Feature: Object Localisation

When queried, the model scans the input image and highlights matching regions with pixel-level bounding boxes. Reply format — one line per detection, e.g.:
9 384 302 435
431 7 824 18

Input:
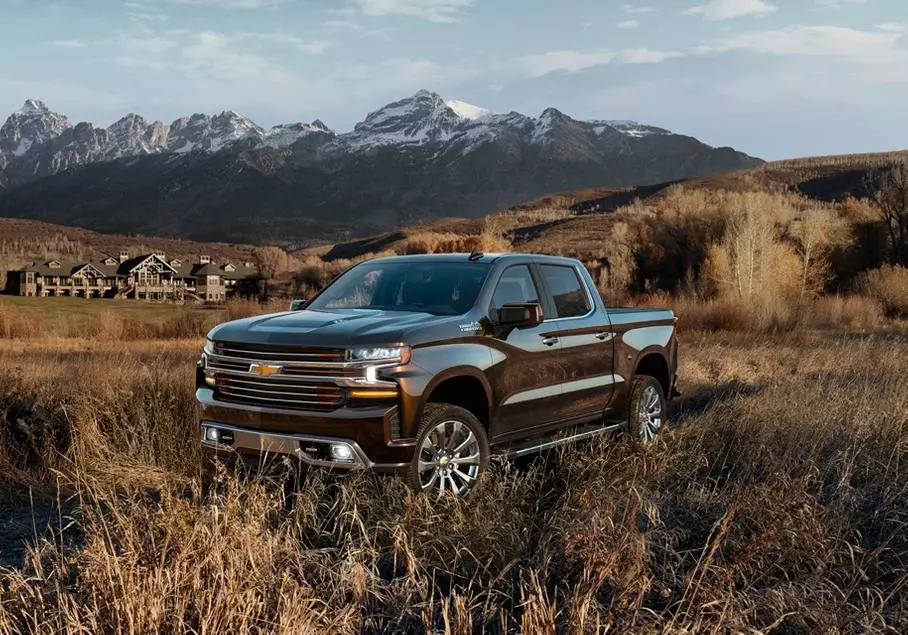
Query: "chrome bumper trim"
200 422 407 471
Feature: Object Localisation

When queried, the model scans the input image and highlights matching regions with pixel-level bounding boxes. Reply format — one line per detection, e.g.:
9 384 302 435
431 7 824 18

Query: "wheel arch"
633 350 671 397
419 367 493 431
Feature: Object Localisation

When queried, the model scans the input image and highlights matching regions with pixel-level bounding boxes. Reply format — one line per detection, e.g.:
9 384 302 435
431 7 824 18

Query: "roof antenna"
468 245 483 262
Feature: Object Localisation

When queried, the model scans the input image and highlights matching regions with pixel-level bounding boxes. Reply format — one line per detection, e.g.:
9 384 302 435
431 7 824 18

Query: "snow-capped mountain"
0 91 684 184
0 100 71 158
0 90 762 245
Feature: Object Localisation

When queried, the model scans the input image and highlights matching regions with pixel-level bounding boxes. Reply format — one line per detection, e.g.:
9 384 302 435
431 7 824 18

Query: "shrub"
861 265 908 317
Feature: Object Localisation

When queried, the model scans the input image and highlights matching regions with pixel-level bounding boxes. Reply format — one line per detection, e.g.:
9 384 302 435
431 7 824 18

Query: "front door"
536 263 617 423
486 264 569 441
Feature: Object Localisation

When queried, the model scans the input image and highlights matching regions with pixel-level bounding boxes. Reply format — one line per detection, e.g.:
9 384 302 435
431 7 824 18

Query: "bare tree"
788 206 848 301
864 162 908 266
251 246 287 301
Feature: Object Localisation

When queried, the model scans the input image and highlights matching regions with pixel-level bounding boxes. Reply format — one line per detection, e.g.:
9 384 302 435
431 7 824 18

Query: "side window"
539 265 591 319
491 265 540 310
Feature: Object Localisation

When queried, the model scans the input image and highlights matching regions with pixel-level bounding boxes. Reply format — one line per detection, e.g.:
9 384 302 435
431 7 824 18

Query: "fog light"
204 375 216 387
330 444 354 462
205 427 220 442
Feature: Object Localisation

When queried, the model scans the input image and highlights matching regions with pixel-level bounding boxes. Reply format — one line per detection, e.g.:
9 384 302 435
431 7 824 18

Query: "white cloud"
876 23 907 33
322 20 362 30
619 48 683 63
518 50 616 77
684 0 777 20
814 0 868 6
705 25 908 64
237 32 333 54
617 19 640 29
622 3 658 13
580 21 594 28
517 47 682 77
164 0 289 8
351 0 474 22
50 39 88 48
128 11 169 20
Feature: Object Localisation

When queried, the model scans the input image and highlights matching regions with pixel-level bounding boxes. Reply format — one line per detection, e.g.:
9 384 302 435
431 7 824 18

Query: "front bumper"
196 387 413 471
201 422 408 472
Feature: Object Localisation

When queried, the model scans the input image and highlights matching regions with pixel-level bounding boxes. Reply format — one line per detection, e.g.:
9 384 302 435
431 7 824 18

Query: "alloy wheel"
637 384 663 442
416 419 482 498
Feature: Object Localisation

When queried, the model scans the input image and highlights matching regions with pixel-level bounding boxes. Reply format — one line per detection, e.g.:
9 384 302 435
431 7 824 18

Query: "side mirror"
496 302 543 328
290 298 308 311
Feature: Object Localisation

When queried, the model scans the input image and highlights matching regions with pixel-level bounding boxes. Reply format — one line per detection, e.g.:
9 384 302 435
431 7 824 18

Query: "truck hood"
207 308 470 347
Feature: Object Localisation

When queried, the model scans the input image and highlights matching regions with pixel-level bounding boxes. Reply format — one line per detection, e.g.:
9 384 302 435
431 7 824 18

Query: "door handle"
541 336 559 347
594 332 613 341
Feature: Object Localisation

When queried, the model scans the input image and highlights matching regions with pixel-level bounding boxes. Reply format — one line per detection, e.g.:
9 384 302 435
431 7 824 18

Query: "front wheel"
406 404 489 499
627 375 667 445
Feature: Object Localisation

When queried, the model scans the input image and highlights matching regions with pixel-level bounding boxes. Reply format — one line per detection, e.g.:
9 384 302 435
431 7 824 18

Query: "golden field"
0 296 906 632
1 152 907 632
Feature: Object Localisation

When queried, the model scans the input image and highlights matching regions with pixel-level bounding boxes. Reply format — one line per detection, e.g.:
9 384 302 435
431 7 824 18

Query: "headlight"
347 346 410 365
203 339 215 355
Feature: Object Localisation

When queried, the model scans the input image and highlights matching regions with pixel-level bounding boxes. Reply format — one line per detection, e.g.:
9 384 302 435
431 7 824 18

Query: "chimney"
154 250 165 260
119 250 129 263
199 254 211 264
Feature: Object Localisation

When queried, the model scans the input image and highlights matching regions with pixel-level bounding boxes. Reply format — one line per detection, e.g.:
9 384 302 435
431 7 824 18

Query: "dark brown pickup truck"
197 252 679 498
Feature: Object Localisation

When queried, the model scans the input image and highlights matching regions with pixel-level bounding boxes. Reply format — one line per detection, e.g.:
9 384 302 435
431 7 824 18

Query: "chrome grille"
214 373 343 412
209 341 352 411
212 341 346 363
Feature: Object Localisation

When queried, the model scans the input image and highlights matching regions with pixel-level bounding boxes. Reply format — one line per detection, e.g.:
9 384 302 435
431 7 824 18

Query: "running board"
499 421 627 459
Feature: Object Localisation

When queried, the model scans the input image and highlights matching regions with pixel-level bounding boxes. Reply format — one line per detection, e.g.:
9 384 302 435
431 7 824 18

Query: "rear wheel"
406 404 489 499
627 375 667 445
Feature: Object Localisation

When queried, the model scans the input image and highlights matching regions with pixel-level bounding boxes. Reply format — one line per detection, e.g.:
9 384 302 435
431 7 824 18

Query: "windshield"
307 260 492 316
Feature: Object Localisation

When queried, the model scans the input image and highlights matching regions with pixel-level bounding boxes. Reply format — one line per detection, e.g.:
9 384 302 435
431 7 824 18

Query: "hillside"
0 91 762 246
312 150 908 263
0 217 256 275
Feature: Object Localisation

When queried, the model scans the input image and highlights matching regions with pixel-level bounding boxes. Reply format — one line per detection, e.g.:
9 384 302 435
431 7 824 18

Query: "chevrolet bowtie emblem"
249 362 282 377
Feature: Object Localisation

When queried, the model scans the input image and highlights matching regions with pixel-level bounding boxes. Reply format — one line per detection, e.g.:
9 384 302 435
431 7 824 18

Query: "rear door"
486 263 570 440
536 262 617 423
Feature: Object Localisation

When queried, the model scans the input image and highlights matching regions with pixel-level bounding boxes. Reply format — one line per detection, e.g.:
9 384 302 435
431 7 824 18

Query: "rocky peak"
345 90 473 150
20 99 51 115
0 99 72 157
107 113 168 156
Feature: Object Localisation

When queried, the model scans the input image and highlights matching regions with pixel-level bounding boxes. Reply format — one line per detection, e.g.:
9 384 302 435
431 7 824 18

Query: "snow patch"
19 99 49 115
445 99 492 121
14 138 33 157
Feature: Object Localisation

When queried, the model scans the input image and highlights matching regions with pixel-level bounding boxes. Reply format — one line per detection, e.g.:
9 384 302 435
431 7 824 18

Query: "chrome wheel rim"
417 420 482 498
638 385 663 442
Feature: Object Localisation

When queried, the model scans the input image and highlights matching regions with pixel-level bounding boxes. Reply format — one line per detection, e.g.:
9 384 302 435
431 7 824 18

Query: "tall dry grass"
1 332 907 632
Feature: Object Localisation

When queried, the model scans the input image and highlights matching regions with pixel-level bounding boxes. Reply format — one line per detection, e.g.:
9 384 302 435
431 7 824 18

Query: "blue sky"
0 0 906 160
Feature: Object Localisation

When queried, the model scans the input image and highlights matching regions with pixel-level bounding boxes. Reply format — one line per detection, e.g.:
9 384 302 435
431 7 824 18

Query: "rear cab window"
538 264 592 319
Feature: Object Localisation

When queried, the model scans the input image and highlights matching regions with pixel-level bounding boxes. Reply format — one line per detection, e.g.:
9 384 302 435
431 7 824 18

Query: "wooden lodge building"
4 251 261 303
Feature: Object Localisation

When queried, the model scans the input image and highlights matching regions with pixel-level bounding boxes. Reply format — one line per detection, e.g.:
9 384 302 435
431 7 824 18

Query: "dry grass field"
0 298 907 632
1 152 907 632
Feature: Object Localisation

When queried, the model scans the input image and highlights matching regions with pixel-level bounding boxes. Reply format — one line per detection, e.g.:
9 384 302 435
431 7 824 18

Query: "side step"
499 421 627 459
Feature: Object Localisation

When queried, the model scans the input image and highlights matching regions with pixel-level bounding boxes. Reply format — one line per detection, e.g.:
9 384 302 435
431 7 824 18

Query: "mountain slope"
0 91 763 245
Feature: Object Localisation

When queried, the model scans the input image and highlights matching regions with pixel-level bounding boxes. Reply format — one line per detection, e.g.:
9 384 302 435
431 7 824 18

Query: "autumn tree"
251 245 288 301
865 162 908 266
788 205 848 300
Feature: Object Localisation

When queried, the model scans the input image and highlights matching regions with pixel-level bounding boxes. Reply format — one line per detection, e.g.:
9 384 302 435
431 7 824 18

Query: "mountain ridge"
0 90 764 246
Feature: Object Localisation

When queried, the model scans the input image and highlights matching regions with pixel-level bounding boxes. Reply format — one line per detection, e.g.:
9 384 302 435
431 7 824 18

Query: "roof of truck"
365 252 582 266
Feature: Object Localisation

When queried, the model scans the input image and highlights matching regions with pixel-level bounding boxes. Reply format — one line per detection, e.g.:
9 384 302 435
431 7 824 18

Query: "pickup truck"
196 252 680 498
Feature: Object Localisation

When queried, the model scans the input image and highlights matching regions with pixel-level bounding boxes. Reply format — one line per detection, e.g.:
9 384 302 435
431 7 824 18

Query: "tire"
406 403 490 499
626 375 667 445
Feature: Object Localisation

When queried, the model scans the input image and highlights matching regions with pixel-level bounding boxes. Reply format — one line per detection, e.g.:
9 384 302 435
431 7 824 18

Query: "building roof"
17 253 260 280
